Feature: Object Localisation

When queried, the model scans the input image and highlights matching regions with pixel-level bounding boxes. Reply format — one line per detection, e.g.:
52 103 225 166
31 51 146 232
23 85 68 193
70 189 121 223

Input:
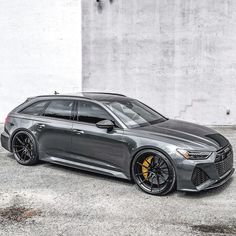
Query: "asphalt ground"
0 125 235 236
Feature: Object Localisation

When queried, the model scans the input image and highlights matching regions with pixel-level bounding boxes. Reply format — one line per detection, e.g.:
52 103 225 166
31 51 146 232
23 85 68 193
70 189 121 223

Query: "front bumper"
204 168 234 190
179 168 234 192
176 144 234 192
1 131 11 152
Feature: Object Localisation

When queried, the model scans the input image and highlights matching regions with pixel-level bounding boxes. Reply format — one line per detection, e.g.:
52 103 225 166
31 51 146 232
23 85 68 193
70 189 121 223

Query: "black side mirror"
96 120 114 131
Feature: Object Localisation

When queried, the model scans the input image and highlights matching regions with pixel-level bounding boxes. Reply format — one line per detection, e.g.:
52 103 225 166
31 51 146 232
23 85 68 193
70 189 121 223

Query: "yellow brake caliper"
142 156 153 179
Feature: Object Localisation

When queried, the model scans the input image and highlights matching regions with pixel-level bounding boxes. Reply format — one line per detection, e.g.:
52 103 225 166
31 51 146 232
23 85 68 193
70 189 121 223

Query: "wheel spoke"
159 163 166 169
24 153 28 161
154 157 163 168
161 169 169 175
135 171 149 176
147 173 153 184
158 158 165 167
25 149 31 158
150 175 155 192
145 157 152 166
139 172 152 185
25 144 33 152
20 150 26 161
16 137 24 145
152 156 158 166
137 162 149 169
159 174 167 182
139 178 147 185
13 144 23 148
160 166 168 170
16 147 25 153
156 175 160 188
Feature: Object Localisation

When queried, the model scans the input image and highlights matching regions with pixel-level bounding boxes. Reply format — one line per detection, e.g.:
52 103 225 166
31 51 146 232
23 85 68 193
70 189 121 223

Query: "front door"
70 100 128 175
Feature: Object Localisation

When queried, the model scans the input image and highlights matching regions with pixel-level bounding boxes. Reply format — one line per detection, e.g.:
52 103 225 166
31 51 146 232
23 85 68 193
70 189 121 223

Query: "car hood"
134 119 228 150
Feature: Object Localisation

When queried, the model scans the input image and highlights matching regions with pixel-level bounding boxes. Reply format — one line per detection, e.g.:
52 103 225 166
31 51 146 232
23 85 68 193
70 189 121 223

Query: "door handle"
37 124 45 129
73 129 84 135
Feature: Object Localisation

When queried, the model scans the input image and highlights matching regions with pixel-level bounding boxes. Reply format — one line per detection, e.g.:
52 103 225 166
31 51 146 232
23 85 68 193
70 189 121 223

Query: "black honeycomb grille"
192 167 210 186
215 145 233 177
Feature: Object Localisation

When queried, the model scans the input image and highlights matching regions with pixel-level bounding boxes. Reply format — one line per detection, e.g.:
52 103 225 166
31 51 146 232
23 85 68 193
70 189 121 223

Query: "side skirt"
43 156 129 180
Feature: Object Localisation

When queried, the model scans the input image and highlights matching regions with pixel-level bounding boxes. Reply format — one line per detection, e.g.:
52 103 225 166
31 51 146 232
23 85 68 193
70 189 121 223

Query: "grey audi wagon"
1 92 234 195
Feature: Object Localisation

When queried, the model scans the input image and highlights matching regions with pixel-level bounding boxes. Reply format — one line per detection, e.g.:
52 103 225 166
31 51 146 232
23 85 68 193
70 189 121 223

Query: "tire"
132 149 176 196
12 131 39 165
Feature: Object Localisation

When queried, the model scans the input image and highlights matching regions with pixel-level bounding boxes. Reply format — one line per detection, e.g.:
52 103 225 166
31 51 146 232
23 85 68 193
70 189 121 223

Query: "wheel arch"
129 146 177 181
10 128 38 152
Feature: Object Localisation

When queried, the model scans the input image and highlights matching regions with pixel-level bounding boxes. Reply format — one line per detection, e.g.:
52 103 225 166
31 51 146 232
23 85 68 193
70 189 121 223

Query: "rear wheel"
12 131 39 165
132 150 176 195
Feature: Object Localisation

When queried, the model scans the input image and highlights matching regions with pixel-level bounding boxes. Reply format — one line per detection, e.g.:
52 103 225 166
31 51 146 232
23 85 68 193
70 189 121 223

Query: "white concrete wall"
82 0 236 125
0 0 82 122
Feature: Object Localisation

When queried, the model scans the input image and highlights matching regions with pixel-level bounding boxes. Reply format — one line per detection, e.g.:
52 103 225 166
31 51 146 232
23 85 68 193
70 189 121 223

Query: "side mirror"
96 119 114 130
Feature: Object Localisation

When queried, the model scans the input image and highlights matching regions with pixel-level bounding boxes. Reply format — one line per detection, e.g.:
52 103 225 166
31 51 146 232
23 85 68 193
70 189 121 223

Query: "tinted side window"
20 101 48 116
77 101 114 124
43 100 73 120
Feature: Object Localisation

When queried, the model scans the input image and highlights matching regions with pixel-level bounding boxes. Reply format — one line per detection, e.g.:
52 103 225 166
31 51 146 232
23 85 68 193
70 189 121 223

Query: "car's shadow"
6 152 133 186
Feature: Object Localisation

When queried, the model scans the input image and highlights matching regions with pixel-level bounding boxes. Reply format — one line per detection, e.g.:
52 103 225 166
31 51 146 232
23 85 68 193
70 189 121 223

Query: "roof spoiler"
83 92 126 97
25 96 37 102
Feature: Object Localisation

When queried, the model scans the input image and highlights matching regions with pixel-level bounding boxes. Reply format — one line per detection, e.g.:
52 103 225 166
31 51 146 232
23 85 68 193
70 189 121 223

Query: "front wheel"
12 131 39 165
132 150 176 195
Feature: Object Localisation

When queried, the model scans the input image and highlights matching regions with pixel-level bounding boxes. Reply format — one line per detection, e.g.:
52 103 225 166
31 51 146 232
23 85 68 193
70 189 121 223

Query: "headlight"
176 149 212 160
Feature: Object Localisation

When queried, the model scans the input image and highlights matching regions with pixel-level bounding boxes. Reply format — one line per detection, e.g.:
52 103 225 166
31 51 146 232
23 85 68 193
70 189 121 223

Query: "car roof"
30 92 132 103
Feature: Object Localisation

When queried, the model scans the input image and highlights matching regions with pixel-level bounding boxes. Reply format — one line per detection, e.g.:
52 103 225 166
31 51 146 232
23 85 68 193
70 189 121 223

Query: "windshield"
105 100 167 128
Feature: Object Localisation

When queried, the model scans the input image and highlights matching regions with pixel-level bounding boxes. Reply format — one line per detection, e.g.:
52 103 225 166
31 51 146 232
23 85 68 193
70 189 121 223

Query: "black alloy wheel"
132 150 176 195
12 131 38 165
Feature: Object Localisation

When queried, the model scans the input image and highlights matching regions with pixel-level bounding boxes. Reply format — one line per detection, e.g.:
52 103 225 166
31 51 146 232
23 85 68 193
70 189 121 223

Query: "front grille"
192 167 210 186
215 144 232 162
215 145 233 177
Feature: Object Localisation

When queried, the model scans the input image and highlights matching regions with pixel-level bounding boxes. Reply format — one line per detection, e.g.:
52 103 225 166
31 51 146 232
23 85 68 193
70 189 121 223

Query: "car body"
1 92 234 195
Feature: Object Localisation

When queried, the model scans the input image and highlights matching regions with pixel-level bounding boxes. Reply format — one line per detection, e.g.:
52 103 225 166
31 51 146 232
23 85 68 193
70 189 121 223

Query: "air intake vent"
191 167 210 186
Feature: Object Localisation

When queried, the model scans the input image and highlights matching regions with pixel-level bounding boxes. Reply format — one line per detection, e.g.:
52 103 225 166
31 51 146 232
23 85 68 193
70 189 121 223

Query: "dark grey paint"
1 93 234 192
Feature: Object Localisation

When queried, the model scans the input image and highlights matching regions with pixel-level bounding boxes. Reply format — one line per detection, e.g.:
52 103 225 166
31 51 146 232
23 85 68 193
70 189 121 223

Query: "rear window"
20 101 48 116
43 100 73 120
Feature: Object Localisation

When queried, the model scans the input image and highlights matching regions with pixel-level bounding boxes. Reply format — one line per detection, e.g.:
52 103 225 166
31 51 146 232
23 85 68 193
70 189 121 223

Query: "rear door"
33 99 75 159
